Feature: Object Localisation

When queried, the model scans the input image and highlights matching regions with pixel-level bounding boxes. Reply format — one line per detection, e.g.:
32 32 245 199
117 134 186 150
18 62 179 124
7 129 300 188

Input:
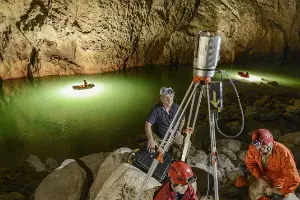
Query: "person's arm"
280 151 300 195
178 117 185 133
146 107 158 152
245 145 263 179
145 121 156 151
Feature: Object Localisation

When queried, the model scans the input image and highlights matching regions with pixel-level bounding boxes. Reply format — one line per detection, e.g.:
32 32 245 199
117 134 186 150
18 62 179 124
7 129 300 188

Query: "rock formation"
0 0 300 80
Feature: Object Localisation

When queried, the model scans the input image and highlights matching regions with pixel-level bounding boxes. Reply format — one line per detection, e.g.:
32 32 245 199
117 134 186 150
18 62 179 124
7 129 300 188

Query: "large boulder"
94 163 161 200
217 154 235 171
34 160 88 200
80 152 111 180
89 147 131 200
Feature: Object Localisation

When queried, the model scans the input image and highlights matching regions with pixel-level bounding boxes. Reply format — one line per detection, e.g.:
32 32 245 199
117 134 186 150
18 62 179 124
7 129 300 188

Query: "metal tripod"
135 75 222 200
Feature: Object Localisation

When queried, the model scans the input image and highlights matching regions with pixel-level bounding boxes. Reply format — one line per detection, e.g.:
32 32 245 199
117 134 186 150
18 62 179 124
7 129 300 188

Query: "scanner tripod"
135 75 223 200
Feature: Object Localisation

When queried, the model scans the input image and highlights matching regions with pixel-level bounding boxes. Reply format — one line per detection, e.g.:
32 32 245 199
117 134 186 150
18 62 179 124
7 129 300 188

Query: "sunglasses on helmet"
160 87 175 95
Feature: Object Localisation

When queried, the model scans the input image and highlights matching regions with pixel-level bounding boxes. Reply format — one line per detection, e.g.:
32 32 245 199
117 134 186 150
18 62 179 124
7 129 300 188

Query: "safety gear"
154 181 197 200
245 141 300 195
252 129 274 146
160 87 175 95
168 161 197 185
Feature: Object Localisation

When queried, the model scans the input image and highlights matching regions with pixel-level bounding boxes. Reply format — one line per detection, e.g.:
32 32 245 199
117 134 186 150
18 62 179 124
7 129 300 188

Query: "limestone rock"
187 150 207 166
26 155 46 172
237 151 247 162
80 152 111 180
279 132 300 147
217 139 242 153
95 163 161 200
1 0 300 80
217 154 235 171
89 147 131 200
34 161 87 200
45 157 59 171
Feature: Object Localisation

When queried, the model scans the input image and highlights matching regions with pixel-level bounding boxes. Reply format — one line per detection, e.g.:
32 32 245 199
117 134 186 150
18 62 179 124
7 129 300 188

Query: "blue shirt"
146 103 181 138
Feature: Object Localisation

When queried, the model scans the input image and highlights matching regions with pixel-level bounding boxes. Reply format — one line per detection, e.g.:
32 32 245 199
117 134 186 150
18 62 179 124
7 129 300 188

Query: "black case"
131 148 173 182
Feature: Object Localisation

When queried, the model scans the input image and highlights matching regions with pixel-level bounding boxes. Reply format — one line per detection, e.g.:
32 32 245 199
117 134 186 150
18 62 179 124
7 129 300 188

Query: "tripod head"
193 31 221 80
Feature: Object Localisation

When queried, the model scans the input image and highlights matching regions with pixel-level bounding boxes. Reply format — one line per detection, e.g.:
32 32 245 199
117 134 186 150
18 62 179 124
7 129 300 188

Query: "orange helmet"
168 161 197 185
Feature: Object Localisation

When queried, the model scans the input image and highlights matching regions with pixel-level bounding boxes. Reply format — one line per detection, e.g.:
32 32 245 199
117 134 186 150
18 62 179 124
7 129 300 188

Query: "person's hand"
258 177 268 184
271 187 283 195
264 187 272 196
147 139 156 153
175 131 182 139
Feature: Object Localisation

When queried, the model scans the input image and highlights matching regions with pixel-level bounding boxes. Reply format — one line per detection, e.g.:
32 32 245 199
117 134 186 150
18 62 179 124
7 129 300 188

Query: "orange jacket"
245 141 300 195
154 182 197 200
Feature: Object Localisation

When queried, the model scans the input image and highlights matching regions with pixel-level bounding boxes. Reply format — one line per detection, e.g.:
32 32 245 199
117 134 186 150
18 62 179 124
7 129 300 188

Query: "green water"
0 62 299 168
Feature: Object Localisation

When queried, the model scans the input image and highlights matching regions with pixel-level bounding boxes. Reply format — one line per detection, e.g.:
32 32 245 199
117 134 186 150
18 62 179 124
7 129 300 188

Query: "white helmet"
159 87 175 95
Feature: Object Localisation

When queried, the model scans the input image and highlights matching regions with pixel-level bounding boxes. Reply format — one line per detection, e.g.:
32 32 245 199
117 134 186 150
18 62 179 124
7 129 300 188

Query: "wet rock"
26 155 46 172
267 81 279 87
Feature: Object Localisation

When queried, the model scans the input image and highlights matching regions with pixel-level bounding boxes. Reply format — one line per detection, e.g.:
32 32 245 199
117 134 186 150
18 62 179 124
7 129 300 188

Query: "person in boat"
238 71 249 78
83 80 88 87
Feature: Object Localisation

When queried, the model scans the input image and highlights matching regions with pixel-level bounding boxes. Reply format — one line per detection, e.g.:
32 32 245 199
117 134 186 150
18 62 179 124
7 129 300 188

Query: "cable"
215 70 245 138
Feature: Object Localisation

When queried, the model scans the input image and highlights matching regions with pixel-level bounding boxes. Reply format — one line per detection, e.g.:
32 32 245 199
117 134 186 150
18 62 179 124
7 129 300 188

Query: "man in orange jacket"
245 129 300 200
154 161 197 200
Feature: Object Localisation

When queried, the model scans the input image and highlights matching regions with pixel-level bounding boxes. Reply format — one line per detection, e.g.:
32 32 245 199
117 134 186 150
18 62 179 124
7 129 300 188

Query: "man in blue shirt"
145 86 185 152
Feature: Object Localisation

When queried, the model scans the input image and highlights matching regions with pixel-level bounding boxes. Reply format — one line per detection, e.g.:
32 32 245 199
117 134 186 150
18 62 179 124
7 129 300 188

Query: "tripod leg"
181 85 205 161
206 85 219 200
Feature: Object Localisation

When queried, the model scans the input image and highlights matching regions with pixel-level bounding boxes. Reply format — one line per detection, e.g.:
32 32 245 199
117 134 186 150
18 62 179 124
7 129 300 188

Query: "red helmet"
168 161 196 185
251 129 274 146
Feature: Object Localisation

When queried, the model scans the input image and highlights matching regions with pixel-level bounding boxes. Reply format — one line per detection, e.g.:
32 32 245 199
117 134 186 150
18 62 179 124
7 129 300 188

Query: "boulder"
216 139 242 153
248 179 270 200
45 157 59 171
95 163 161 200
0 192 25 200
26 155 46 172
279 132 300 147
80 152 111 179
89 147 131 200
237 151 247 162
34 161 87 200
245 106 258 117
187 150 208 166
217 154 235 171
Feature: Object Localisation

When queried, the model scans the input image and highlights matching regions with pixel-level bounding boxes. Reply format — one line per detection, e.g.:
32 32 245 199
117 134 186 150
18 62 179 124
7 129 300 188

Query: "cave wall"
0 0 299 80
